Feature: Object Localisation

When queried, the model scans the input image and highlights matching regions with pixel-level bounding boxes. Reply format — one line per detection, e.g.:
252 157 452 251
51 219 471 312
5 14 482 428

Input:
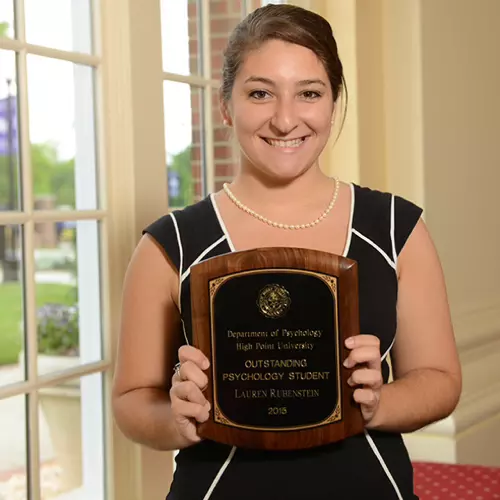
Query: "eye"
301 90 322 100
249 90 271 100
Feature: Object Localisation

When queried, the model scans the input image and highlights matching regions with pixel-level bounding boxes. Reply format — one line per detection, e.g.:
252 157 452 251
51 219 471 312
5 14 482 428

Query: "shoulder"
142 196 224 273
144 197 214 234
351 183 423 260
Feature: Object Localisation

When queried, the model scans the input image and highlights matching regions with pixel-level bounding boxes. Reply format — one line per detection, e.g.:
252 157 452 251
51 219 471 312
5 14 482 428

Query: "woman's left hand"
344 334 383 425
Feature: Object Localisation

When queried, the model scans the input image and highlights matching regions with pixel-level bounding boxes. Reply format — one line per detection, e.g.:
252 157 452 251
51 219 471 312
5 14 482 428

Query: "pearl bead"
223 177 340 230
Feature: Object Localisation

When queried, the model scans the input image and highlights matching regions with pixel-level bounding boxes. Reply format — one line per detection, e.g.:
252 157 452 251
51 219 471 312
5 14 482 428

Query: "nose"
270 96 298 136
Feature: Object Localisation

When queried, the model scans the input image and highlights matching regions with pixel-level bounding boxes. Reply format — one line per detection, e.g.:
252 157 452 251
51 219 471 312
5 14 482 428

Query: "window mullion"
15 0 41 496
201 0 214 196
15 0 26 41
26 388 41 500
23 220 40 500
244 0 251 16
162 70 217 87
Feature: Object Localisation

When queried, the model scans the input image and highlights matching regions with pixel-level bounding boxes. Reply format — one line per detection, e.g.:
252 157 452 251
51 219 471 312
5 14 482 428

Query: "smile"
262 136 308 148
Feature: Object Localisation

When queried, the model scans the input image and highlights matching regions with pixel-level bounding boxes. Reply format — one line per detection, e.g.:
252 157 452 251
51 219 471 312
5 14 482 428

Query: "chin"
255 162 313 184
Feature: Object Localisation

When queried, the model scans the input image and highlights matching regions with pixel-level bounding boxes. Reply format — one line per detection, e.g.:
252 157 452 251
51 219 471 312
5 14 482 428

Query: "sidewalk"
0 364 54 472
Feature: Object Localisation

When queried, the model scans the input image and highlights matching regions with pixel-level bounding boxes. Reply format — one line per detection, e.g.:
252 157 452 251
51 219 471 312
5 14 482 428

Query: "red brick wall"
186 0 261 202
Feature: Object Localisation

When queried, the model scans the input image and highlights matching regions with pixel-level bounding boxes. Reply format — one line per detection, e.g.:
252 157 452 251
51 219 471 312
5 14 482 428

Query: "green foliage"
0 283 76 365
0 143 75 209
37 303 79 356
0 22 8 37
168 146 194 207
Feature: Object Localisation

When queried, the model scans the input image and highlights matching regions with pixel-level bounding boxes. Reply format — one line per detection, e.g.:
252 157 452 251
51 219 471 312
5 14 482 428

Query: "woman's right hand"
170 345 211 444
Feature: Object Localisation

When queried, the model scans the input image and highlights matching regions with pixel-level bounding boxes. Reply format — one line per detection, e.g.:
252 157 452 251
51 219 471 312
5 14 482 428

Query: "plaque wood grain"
191 247 364 450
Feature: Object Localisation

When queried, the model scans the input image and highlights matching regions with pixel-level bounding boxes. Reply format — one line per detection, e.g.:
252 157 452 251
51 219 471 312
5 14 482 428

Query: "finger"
171 362 182 385
172 369 181 385
353 388 379 407
345 334 380 349
173 399 211 423
178 345 210 370
347 368 383 388
171 380 207 406
176 418 201 443
344 346 381 370
179 360 209 389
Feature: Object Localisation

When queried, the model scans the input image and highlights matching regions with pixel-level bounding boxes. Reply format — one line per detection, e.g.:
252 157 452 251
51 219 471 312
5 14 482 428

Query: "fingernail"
343 358 351 368
345 337 354 347
202 359 210 370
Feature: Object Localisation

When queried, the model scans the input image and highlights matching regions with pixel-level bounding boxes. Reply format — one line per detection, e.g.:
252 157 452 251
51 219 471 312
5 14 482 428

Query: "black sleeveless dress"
144 183 422 500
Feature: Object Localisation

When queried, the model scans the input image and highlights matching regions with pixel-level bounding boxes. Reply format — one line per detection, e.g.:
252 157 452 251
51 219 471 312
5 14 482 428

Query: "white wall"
314 0 500 466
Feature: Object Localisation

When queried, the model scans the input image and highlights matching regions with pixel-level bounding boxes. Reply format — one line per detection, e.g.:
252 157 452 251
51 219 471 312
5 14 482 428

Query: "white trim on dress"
390 195 398 270
169 212 189 345
364 430 404 500
169 212 183 302
210 193 236 252
180 234 227 283
342 183 355 258
352 228 396 270
202 446 237 500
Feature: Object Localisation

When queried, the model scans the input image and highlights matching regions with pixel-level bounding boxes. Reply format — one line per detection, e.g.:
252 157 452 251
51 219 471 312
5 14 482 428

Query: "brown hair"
221 4 347 126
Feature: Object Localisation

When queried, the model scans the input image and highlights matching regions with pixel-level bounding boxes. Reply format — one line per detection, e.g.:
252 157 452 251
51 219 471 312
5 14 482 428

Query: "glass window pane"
25 0 93 54
0 395 28 499
0 50 21 212
0 1 15 39
27 56 98 211
212 88 238 191
161 0 201 76
39 372 105 499
36 220 102 372
0 224 25 385
164 82 204 207
210 0 245 81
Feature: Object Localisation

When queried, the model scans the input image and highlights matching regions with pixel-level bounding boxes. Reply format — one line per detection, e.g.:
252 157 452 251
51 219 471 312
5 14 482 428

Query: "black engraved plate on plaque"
209 269 341 431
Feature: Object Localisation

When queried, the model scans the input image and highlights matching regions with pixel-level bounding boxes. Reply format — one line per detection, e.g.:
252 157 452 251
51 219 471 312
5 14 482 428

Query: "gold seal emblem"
257 284 291 319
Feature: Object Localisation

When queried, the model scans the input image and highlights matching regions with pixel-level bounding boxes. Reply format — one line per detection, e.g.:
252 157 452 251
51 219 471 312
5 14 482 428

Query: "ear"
219 93 233 127
329 105 337 127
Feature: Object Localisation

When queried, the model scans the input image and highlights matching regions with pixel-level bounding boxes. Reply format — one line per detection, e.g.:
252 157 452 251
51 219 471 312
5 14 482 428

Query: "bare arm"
112 235 193 450
366 219 462 433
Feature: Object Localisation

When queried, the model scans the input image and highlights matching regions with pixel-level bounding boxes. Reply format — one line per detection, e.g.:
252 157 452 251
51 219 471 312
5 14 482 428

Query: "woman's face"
222 39 335 183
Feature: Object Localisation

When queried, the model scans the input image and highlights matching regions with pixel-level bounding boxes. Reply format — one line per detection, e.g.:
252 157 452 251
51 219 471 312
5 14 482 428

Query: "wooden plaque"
190 247 364 451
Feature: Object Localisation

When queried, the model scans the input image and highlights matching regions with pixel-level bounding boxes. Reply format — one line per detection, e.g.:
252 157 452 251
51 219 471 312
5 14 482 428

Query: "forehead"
237 39 328 83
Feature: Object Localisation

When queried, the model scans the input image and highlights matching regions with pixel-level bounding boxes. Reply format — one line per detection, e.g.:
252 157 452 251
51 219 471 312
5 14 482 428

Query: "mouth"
261 136 309 149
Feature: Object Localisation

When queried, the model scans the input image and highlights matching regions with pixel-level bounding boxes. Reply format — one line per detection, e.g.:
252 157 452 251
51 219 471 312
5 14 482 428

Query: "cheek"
303 109 332 134
233 109 267 138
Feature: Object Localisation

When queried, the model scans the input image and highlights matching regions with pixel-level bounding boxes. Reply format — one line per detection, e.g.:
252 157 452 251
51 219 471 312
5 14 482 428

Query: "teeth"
266 137 305 148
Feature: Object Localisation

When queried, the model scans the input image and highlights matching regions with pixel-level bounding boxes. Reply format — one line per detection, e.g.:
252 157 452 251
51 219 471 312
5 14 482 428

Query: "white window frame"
0 0 167 498
0 2 109 500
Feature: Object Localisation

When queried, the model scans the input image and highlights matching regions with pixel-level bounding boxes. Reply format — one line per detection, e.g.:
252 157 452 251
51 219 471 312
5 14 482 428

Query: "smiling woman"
221 40 338 182
113 4 461 500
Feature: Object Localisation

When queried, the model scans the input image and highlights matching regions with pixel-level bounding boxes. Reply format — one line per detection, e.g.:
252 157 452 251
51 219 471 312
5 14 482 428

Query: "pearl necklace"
223 177 340 230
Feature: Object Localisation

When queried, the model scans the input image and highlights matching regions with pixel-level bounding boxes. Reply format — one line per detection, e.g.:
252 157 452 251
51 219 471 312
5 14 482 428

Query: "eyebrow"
244 76 327 87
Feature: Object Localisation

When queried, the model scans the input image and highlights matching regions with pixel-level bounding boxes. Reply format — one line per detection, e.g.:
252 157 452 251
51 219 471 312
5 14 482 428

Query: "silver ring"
173 362 181 377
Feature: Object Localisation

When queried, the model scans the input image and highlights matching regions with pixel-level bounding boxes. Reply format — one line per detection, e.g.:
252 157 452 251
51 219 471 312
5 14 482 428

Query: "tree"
0 143 75 209
31 143 75 207
1 23 76 208
168 145 194 207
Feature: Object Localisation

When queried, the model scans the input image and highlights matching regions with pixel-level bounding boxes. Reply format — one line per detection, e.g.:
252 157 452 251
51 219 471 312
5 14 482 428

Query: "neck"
229 163 333 214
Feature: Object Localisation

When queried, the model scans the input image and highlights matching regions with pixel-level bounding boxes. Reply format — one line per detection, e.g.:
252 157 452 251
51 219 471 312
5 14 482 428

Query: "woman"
112 4 461 499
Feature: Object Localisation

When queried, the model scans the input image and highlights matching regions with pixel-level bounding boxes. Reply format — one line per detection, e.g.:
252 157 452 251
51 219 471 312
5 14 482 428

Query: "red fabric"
413 462 500 499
